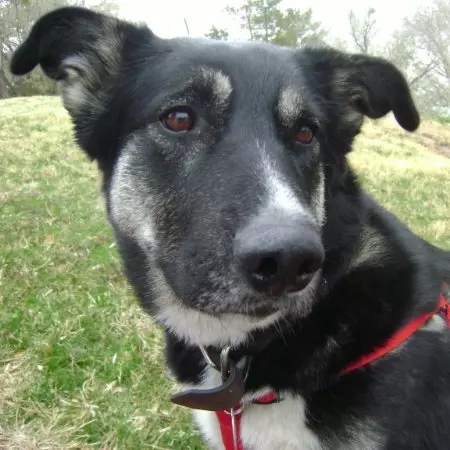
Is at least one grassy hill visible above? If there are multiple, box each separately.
[1,96,449,449]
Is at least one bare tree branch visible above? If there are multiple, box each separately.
[348,8,377,54]
[409,60,438,86]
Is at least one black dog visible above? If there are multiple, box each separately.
[11,7,450,449]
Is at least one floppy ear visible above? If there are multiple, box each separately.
[10,7,155,163]
[10,7,149,116]
[303,48,420,132]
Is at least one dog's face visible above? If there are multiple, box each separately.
[11,7,420,346]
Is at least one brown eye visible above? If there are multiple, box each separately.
[294,126,314,145]
[161,109,195,132]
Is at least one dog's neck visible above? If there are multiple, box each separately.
[205,325,280,364]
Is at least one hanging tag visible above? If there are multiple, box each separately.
[171,359,245,411]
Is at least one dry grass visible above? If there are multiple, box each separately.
[350,116,450,247]
[1,96,449,449]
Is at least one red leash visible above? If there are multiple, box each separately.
[216,286,450,450]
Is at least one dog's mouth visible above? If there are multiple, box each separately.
[192,268,322,319]
[237,298,282,318]
[159,249,323,320]
[245,272,321,316]
[153,265,322,347]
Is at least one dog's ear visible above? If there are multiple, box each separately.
[10,7,155,163]
[302,48,420,132]
[10,7,150,116]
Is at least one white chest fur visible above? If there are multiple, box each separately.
[191,368,323,450]
[193,395,323,450]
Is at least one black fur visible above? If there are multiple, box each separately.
[11,7,450,449]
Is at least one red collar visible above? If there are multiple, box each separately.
[340,287,450,375]
[216,285,450,450]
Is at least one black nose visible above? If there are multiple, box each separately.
[234,221,324,296]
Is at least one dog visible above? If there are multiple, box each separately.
[11,7,450,449]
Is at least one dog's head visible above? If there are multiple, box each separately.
[11,7,419,346]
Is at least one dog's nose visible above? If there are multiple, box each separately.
[234,222,324,296]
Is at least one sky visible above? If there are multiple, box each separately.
[111,0,431,47]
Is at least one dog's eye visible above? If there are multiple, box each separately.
[294,126,315,145]
[161,108,195,132]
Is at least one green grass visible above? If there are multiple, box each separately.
[0,97,203,449]
[1,96,449,449]
[436,116,450,125]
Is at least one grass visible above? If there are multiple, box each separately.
[1,96,449,449]
[436,116,450,125]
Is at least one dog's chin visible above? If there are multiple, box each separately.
[239,301,281,318]
[153,269,321,347]
[221,293,301,318]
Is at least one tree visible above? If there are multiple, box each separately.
[387,0,450,115]
[225,0,326,47]
[205,26,229,41]
[348,7,377,54]
[272,8,326,47]
[226,0,282,42]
